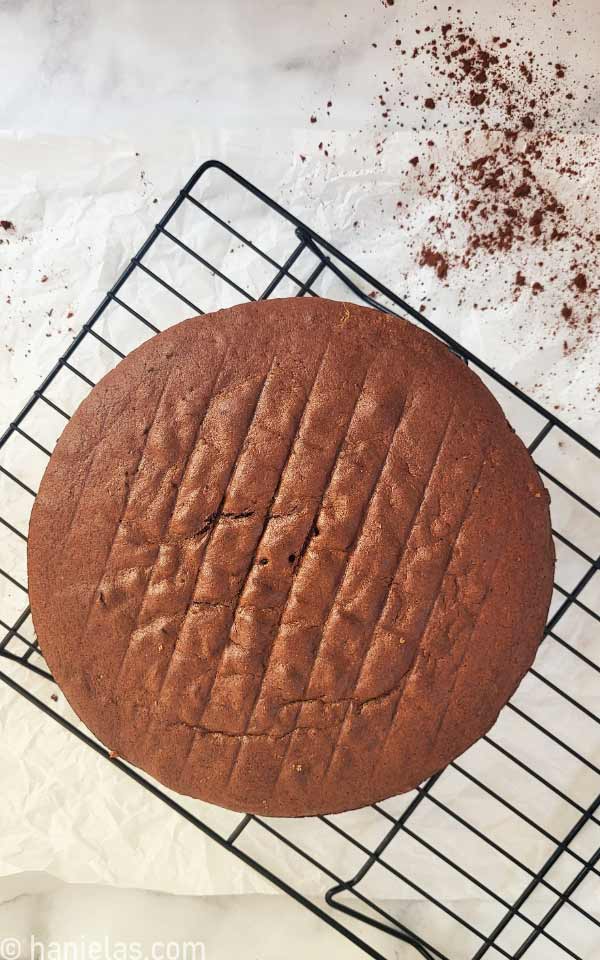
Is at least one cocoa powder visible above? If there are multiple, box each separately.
[389,14,598,388]
[304,7,598,412]
[420,246,449,280]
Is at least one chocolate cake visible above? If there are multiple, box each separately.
[28,298,554,816]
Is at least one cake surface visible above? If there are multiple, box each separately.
[28,298,554,816]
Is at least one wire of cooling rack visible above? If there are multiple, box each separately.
[0,160,599,960]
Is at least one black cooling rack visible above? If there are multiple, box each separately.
[1,160,599,960]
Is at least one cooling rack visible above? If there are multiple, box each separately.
[0,160,599,960]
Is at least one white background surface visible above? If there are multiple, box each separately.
[0,1,599,958]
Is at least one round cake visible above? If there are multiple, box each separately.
[28,298,554,816]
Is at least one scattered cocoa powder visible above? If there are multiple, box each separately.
[470,91,486,108]
[386,15,599,375]
[0,220,14,230]
[420,246,449,280]
[303,7,597,413]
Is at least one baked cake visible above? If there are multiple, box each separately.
[28,298,554,816]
